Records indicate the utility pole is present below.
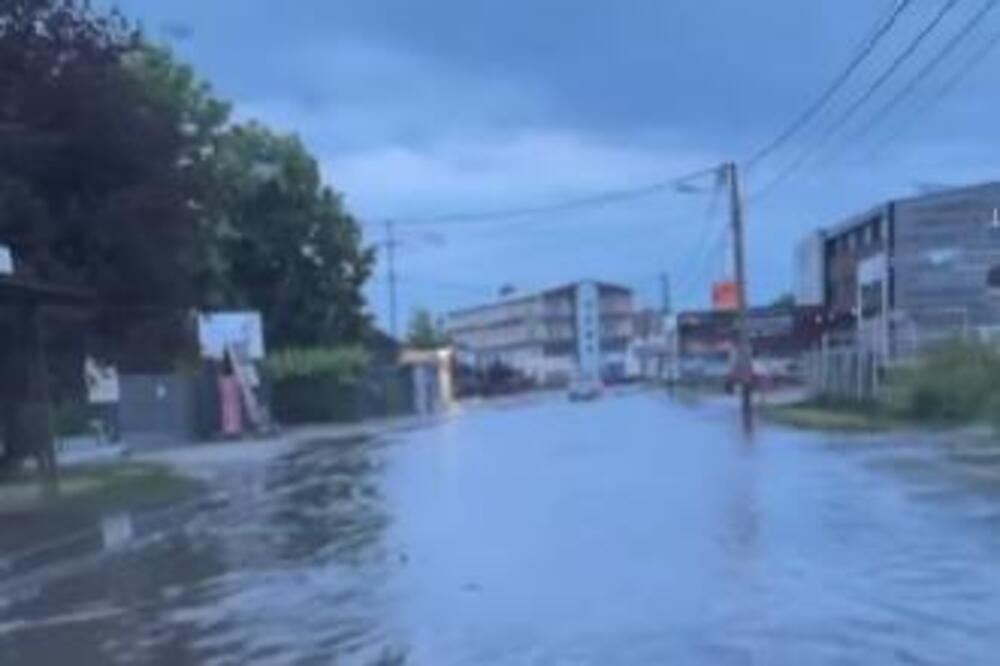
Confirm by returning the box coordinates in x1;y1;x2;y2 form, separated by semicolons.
660;272;672;316
726;162;753;429
385;220;398;339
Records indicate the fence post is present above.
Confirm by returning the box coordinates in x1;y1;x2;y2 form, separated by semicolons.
819;334;828;398
855;349;863;403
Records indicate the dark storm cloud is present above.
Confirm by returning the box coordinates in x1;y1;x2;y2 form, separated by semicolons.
119;0;999;158
122;1;888;150
112;0;1000;320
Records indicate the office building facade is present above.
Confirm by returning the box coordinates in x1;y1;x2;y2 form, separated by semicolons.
806;181;1000;358
446;281;634;386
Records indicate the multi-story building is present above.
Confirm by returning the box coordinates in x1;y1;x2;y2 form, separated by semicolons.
446;281;635;386
798;181;1000;359
675;304;826;382
625;308;676;381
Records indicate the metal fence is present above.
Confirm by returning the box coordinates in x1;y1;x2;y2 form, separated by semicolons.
119;374;207;447
803;346;883;402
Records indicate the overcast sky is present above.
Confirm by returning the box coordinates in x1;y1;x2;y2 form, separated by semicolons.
117;0;1000;328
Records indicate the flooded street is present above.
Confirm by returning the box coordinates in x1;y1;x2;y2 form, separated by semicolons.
3;390;1000;665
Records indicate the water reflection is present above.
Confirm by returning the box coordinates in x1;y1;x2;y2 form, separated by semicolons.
0;437;403;665
3;393;1000;665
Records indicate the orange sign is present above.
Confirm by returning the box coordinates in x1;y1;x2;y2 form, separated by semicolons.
712;280;739;311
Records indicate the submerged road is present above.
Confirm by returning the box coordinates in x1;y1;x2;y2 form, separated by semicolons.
2;390;1000;664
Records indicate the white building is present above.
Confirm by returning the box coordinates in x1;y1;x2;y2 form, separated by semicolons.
625;309;678;381
446;281;635;386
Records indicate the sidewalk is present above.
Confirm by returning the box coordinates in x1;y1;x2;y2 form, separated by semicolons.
134;409;455;479
0;409;454;592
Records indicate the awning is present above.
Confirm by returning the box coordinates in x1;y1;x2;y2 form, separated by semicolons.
0;277;94;306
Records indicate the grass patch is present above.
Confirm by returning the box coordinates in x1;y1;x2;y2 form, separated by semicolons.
762;400;902;433
0;462;199;516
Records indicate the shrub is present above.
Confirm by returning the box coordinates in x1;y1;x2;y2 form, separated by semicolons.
264;346;373;425
888;340;1000;422
264;346;369;382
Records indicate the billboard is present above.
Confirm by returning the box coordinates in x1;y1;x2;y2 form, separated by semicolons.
197;311;265;360
712;280;739;311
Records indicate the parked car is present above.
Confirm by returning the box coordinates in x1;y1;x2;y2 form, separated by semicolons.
568;374;604;401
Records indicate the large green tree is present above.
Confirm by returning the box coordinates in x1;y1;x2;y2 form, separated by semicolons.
198;122;374;348
1;0;375;360
127;46;375;349
0;0;200;368
102;42;375;349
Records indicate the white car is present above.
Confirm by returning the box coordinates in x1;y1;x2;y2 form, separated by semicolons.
569;375;604;401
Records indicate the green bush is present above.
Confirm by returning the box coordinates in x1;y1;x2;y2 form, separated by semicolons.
264;346;369;382
270;375;361;425
264;346;376;425
888;340;1000;423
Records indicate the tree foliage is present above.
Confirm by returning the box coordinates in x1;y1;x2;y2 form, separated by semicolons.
128;47;374;349
0;0;199;367
199;122;375;348
407;308;448;349
1;0;375;364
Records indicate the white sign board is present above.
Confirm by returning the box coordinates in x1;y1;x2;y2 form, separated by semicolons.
197;311;265;360
84;357;120;404
0;245;12;275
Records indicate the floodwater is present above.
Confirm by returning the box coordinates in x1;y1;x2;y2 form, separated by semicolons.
3;390;1000;665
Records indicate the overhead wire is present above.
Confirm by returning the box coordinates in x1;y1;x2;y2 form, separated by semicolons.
750;0;964;201
669;173;730;306
672;222;731;307
825;0;1000;165
743;0;916;171
361;1;975;312
866;21;1000;159
372;165;722;228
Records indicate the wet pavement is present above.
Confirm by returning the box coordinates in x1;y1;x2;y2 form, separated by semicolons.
2;390;1000;665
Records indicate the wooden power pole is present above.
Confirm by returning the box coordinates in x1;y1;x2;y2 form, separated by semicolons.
726;162;753;429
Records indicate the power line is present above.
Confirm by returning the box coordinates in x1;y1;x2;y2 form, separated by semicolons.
378;165;721;227
670;176;730;305
750;0;964;201
672;221;730;306
743;0;916;171
830;0;1000;162
866;20;1000;159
